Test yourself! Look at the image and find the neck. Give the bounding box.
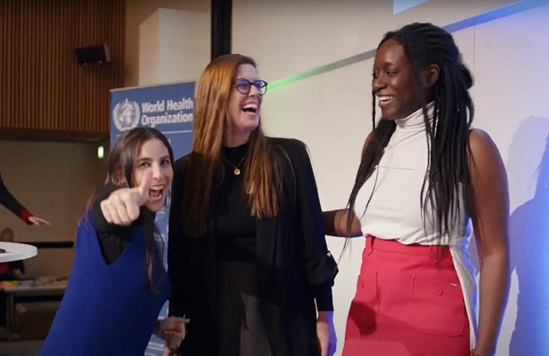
[224,128,251,147]
[395,101,435,129]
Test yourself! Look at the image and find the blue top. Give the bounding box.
[40,212,170,356]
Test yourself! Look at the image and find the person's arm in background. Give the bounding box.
[0,172,50,226]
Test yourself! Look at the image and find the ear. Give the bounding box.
[423,64,439,88]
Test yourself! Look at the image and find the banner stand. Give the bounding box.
[109,81,195,355]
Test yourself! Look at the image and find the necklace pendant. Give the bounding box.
[233,168,241,176]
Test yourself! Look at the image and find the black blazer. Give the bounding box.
[167,137,338,356]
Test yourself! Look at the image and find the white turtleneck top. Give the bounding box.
[354,103,477,348]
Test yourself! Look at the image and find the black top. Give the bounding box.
[168,137,338,356]
[0,172,32,223]
[214,143,257,261]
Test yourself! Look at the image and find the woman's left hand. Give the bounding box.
[317,311,337,356]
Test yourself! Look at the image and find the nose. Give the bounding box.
[249,84,261,97]
[372,74,386,93]
[151,163,162,180]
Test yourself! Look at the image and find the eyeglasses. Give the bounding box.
[234,78,268,96]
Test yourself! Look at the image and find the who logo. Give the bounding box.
[112,99,140,131]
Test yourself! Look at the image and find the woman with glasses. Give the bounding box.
[165,54,338,356]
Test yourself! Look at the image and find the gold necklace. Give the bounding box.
[223,155,246,176]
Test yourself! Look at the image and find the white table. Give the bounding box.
[0,242,37,263]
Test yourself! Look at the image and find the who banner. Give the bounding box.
[109,81,195,355]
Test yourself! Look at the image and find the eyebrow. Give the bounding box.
[381,60,398,68]
[236,77,261,81]
[373,61,399,71]
[137,155,171,162]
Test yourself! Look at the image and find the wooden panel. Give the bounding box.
[0,0,125,138]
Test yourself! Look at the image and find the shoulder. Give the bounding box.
[173,154,191,172]
[171,154,193,196]
[173,153,197,181]
[468,128,502,164]
[267,137,309,158]
[467,128,507,185]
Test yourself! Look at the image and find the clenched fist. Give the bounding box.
[100,171,153,226]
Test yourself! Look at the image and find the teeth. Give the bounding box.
[378,96,393,102]
[150,185,164,191]
[242,103,257,110]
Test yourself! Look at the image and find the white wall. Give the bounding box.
[233,0,519,82]
[139,8,210,86]
[125,0,209,87]
[233,1,549,355]
[138,10,160,85]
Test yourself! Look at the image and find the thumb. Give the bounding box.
[135,170,153,205]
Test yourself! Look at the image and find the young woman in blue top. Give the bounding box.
[40,127,188,355]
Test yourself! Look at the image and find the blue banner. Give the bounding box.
[109,81,195,355]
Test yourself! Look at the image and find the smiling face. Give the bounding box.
[372,39,430,120]
[226,63,264,144]
[132,138,173,212]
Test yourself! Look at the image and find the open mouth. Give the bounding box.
[148,185,165,201]
[378,96,394,107]
[242,103,258,114]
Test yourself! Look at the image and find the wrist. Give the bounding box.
[471,348,492,356]
[20,209,32,223]
[317,310,334,322]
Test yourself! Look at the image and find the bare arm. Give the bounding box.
[469,129,510,356]
[323,209,362,237]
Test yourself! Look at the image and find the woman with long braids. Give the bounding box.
[323,23,510,356]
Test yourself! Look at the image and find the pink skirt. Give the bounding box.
[342,236,470,356]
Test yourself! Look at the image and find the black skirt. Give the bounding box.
[217,260,273,356]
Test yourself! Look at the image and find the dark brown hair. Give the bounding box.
[99,127,173,290]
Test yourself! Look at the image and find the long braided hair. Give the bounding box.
[345,22,475,241]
